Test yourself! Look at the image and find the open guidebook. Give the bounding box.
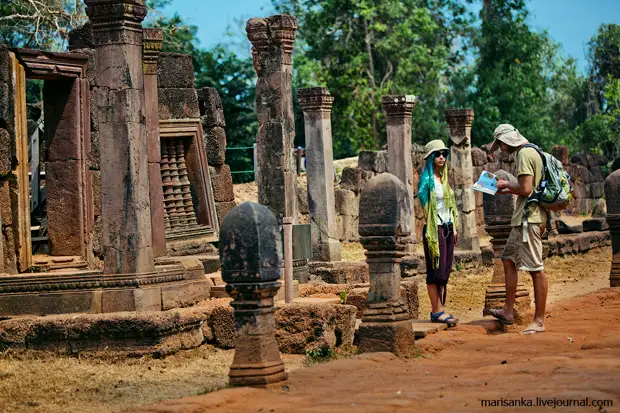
[472,170,499,195]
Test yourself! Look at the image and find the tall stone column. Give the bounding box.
[382,95,416,244]
[298,87,341,262]
[357,173,415,356]
[605,170,620,287]
[445,108,480,252]
[85,0,154,274]
[219,202,288,386]
[142,28,166,258]
[482,170,531,322]
[246,15,297,224]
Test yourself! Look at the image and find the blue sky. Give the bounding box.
[161,0,620,74]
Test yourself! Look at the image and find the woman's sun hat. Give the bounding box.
[490,124,528,152]
[423,139,449,159]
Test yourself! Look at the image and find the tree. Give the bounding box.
[273,0,474,158]
[588,24,620,112]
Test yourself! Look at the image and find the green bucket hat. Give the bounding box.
[490,124,528,152]
[423,139,449,159]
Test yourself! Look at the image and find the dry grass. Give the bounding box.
[340,242,366,261]
[0,346,304,413]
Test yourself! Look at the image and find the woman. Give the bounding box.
[418,139,459,327]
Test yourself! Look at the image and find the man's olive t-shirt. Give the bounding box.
[511,147,547,227]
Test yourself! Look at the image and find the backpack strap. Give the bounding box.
[519,143,547,205]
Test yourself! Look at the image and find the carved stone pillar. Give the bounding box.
[246,15,297,224]
[85,0,154,274]
[382,95,416,244]
[445,108,480,252]
[298,87,341,262]
[482,170,531,322]
[605,170,620,287]
[219,202,287,386]
[143,28,166,258]
[357,173,415,356]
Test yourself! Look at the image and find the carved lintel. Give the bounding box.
[85,0,147,45]
[142,27,163,75]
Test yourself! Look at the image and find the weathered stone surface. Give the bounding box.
[551,145,569,165]
[296,181,309,214]
[68,22,94,50]
[359,173,412,238]
[471,147,487,166]
[0,45,11,83]
[0,129,11,176]
[556,220,584,234]
[307,261,369,284]
[209,164,235,202]
[274,303,356,353]
[157,53,195,89]
[210,305,235,349]
[215,200,237,225]
[582,218,608,232]
[339,167,363,193]
[158,88,201,120]
[334,188,358,217]
[592,198,607,218]
[219,201,286,385]
[204,126,226,166]
[197,87,226,128]
[358,151,377,172]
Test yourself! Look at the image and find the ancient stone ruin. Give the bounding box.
[357,173,415,356]
[605,169,620,288]
[219,202,287,386]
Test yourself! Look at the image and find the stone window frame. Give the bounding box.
[158,118,219,241]
[12,48,93,265]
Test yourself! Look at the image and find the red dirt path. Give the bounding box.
[131,289,620,413]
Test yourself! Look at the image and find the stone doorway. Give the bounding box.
[10,48,92,271]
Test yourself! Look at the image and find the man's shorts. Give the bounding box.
[500,224,544,271]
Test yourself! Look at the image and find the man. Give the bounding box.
[488,124,548,335]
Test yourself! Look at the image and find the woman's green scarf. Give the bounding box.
[417,156,459,269]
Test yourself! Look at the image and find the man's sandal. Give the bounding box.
[488,308,514,325]
[430,311,458,327]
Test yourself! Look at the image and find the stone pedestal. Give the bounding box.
[382,95,416,244]
[604,170,620,287]
[482,170,531,322]
[298,87,341,262]
[143,28,167,258]
[85,0,154,274]
[246,15,298,223]
[219,202,287,386]
[357,173,415,356]
[445,109,480,252]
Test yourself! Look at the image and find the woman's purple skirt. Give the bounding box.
[422,223,455,289]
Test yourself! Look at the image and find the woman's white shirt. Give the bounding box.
[434,176,452,224]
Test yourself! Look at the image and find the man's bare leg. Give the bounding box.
[522,270,548,334]
[489,259,518,323]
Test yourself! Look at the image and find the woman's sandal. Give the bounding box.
[430,311,458,327]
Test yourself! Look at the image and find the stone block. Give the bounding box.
[339,167,363,193]
[375,150,388,174]
[358,151,377,172]
[582,218,608,232]
[334,188,358,216]
[197,87,226,127]
[296,181,309,214]
[158,88,200,120]
[209,164,235,202]
[0,45,10,83]
[308,261,369,284]
[400,255,425,277]
[471,147,487,166]
[161,280,211,310]
[0,128,11,176]
[209,304,235,349]
[556,219,583,234]
[157,53,195,89]
[0,290,102,317]
[345,215,359,241]
[68,22,94,50]
[274,303,357,354]
[215,200,237,225]
[590,182,604,199]
[590,166,604,183]
[101,287,162,313]
[551,145,569,165]
[0,81,12,129]
[204,126,226,165]
[592,198,606,218]
[401,280,419,319]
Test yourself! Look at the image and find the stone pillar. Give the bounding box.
[445,108,480,252]
[85,0,154,274]
[382,95,416,244]
[246,15,297,224]
[143,28,166,258]
[605,170,620,287]
[482,170,531,322]
[298,87,341,262]
[219,201,287,386]
[357,173,415,356]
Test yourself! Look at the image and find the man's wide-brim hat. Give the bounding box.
[490,124,528,152]
[424,139,449,160]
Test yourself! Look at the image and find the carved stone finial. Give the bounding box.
[444,108,474,145]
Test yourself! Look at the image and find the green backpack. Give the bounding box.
[522,144,573,211]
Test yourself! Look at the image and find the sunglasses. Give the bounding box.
[435,150,449,159]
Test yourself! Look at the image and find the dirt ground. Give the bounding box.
[132,287,620,413]
[0,249,614,413]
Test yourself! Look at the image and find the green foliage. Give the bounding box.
[339,288,347,304]
[588,24,620,112]
[305,347,335,363]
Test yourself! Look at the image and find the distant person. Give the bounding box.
[418,140,459,327]
[488,124,548,335]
